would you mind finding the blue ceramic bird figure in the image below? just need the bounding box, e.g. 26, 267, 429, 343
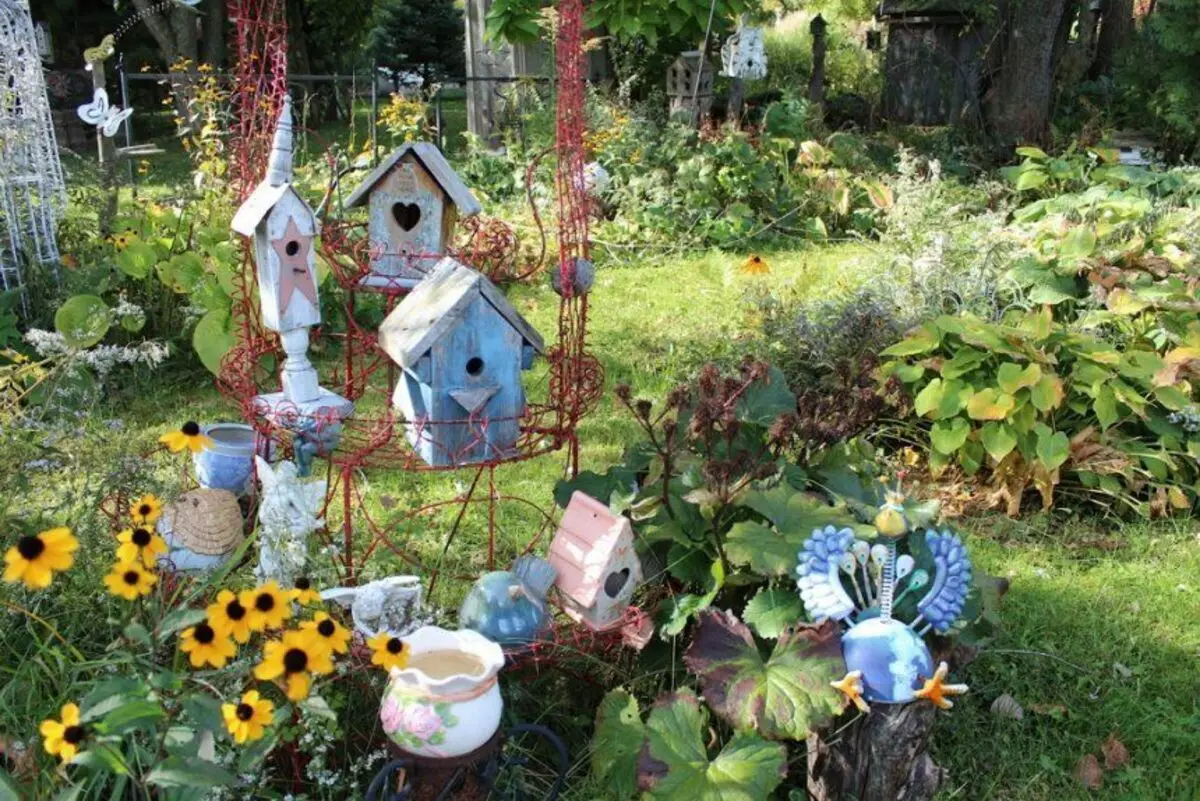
459, 556, 557, 645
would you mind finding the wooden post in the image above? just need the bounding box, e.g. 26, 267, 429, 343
808, 14, 827, 110
88, 57, 118, 236
728, 77, 745, 127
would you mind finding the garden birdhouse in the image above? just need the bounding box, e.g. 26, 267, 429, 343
345, 142, 482, 289
667, 51, 714, 123
377, 257, 543, 466
232, 96, 352, 422
548, 491, 642, 630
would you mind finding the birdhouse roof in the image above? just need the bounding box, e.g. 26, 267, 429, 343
231, 182, 318, 236
344, 142, 483, 216
877, 0, 973, 19
548, 492, 634, 608
158, 489, 244, 556
377, 257, 544, 368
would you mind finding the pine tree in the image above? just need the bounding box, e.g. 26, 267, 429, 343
368, 0, 466, 87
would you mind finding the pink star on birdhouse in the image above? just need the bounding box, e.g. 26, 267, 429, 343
271, 218, 317, 315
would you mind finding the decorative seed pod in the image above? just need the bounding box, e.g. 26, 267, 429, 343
550, 257, 595, 297
158, 488, 244, 555
990, 693, 1024, 721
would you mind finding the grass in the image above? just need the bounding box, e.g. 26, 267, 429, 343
4, 133, 1200, 799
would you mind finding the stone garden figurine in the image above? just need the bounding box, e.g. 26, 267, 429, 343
322, 575, 427, 638
254, 455, 326, 586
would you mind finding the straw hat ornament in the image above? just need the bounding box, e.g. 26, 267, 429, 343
157, 489, 245, 571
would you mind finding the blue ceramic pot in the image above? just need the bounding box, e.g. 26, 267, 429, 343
459, 569, 550, 645
193, 423, 257, 495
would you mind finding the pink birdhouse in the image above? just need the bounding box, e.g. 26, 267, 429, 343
548, 492, 642, 631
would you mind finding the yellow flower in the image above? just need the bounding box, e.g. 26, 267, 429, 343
40, 703, 86, 762
208, 589, 254, 644
104, 560, 157, 600
254, 629, 333, 702
289, 576, 322, 606
300, 612, 351, 655
159, 421, 213, 454
367, 632, 410, 672
115, 526, 168, 569
241, 582, 292, 632
110, 231, 133, 250
180, 621, 237, 668
4, 527, 78, 590
221, 690, 274, 744
130, 494, 164, 526
739, 254, 771, 276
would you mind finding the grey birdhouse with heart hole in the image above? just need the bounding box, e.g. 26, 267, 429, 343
377, 257, 543, 467
345, 142, 482, 290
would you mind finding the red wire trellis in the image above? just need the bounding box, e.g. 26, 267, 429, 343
215, 0, 606, 605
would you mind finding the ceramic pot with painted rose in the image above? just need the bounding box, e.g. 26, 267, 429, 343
379, 626, 505, 758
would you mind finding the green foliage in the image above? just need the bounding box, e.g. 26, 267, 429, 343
591, 688, 787, 800
485, 0, 750, 47
683, 611, 846, 740
369, 0, 465, 82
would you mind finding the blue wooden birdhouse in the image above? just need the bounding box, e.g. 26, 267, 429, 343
377, 257, 544, 467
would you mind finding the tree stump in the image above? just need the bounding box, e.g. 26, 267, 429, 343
806, 701, 942, 801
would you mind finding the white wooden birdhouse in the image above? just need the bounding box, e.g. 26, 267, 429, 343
377, 257, 543, 467
345, 142, 482, 289
232, 96, 352, 422
667, 51, 714, 123
548, 491, 642, 630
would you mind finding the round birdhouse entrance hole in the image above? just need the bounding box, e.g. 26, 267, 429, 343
285, 240, 300, 256
466, 357, 484, 376
604, 567, 630, 598
392, 202, 422, 232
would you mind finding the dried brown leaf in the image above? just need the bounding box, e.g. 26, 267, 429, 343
1073, 753, 1104, 791
1101, 734, 1130, 770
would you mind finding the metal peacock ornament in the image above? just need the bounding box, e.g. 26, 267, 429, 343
796, 489, 972, 712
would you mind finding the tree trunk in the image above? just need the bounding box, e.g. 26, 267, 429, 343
808, 18, 827, 110
129, 0, 201, 131
807, 702, 943, 801
203, 1, 226, 67
985, 0, 1071, 144
1092, 0, 1134, 77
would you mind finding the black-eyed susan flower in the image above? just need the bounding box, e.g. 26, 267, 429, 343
115, 526, 167, 569
104, 560, 157, 601
4, 527, 78, 590
254, 629, 333, 702
129, 494, 163, 526
300, 612, 351, 655
241, 582, 291, 632
289, 577, 322, 606
208, 589, 254, 644
40, 703, 86, 762
739, 254, 771, 276
367, 632, 410, 672
221, 690, 274, 744
180, 621, 237, 668
158, 421, 213, 454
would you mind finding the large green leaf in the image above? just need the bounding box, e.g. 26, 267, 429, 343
1035, 424, 1070, 471
116, 242, 156, 279
1058, 226, 1096, 261
193, 309, 236, 375
0, 767, 22, 801
930, 417, 970, 454
683, 611, 846, 740
913, 378, 944, 418
591, 690, 644, 798
966, 388, 1016, 421
735, 365, 796, 426
55, 295, 110, 348
880, 323, 939, 357
636, 689, 786, 801
996, 362, 1041, 394
742, 586, 804, 639
726, 486, 864, 576
979, 422, 1018, 461
145, 756, 235, 789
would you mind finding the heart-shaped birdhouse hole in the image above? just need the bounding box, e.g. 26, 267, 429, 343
604, 567, 630, 598
391, 202, 422, 232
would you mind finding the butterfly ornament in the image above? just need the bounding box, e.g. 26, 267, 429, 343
77, 88, 133, 138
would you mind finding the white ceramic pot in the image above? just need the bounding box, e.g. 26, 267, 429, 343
380, 626, 505, 758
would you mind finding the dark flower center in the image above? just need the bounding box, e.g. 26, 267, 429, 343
194, 623, 215, 644
226, 600, 247, 621
132, 528, 152, 547
123, 570, 140, 585
283, 648, 308, 673
317, 619, 336, 637
138, 503, 153, 516
255, 593, 275, 612
294, 577, 311, 590
235, 703, 254, 721
386, 638, 404, 655
181, 421, 201, 436
63, 725, 86, 744
16, 535, 45, 560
